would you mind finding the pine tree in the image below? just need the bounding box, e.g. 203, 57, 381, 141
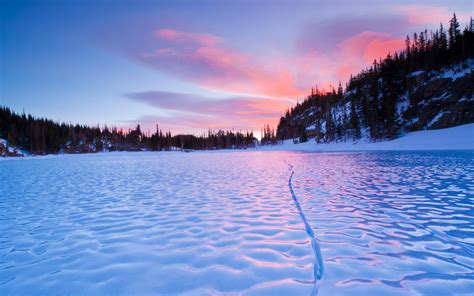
448, 13, 460, 49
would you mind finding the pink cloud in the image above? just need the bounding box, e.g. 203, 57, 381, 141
140, 26, 408, 101
398, 5, 471, 26
281, 31, 405, 92
339, 31, 405, 63
364, 38, 405, 62
125, 26, 415, 133
324, 31, 405, 82
156, 28, 222, 46
127, 90, 292, 119
142, 29, 307, 98
125, 91, 292, 135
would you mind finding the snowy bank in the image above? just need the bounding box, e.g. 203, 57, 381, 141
257, 123, 474, 152
0, 138, 30, 157
2, 124, 472, 158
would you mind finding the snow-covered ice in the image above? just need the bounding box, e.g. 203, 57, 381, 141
1, 150, 473, 295
289, 151, 474, 295
0, 152, 315, 295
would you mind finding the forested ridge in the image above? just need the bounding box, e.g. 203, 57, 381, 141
0, 107, 256, 156
277, 14, 473, 144
1, 14, 472, 156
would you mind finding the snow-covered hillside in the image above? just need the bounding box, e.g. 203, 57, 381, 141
260, 123, 474, 152
277, 58, 473, 145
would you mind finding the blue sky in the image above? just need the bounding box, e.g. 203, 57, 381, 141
1, 0, 472, 134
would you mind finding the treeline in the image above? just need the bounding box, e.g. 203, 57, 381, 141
277, 14, 473, 143
0, 106, 256, 155
260, 124, 278, 145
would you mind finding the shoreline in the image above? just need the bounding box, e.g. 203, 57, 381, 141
2, 123, 473, 159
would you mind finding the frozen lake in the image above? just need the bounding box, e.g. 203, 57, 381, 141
1, 151, 473, 295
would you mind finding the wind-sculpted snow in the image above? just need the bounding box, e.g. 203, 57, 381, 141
289, 151, 474, 295
1, 151, 473, 295
0, 152, 315, 295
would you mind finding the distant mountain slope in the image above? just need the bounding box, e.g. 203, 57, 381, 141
277, 15, 473, 144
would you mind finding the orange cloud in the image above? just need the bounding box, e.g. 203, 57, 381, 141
336, 31, 405, 79
134, 27, 412, 134
143, 29, 308, 98
126, 90, 294, 135
145, 27, 407, 101
364, 38, 405, 63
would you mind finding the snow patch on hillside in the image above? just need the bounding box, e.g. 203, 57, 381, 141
428, 111, 448, 128
0, 138, 30, 156
408, 70, 425, 77
439, 59, 473, 80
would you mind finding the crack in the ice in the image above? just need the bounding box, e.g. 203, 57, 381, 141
287, 166, 324, 295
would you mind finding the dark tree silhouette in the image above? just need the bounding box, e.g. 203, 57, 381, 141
0, 106, 257, 155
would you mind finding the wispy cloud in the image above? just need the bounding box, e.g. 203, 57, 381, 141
126, 90, 293, 132
102, 1, 469, 132
397, 4, 471, 26
156, 29, 222, 46
138, 29, 306, 98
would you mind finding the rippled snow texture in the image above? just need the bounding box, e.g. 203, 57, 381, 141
290, 151, 474, 295
1, 151, 473, 295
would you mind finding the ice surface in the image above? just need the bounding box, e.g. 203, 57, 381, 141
1, 151, 473, 295
0, 152, 315, 295
289, 151, 474, 295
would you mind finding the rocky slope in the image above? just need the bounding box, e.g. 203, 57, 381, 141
277, 59, 473, 143
402, 61, 472, 130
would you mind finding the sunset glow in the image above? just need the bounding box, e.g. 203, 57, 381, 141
1, 0, 471, 135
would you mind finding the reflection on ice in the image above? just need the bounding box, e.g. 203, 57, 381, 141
0, 151, 473, 295
290, 151, 474, 295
